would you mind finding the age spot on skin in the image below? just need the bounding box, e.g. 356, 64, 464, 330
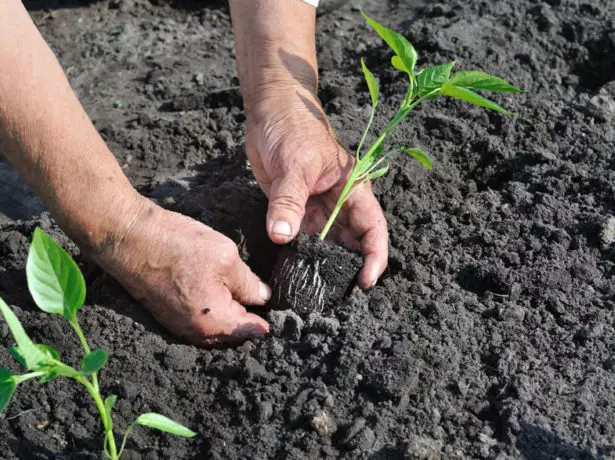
202, 308, 211, 314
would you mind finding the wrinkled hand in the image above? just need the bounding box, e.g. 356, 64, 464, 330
95, 202, 270, 345
246, 84, 389, 288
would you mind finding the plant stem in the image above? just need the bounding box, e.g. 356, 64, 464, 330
12, 371, 45, 384
356, 105, 376, 160
80, 377, 118, 459
319, 170, 357, 240
70, 318, 100, 391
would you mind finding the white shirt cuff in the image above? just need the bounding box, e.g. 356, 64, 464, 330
302, 0, 319, 6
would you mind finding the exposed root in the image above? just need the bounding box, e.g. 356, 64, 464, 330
274, 256, 329, 311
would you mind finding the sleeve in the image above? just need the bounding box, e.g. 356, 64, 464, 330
301, 0, 319, 6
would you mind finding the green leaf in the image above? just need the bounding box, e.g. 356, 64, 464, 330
38, 371, 59, 385
417, 61, 456, 96
440, 83, 510, 114
362, 11, 417, 75
104, 395, 117, 427
26, 228, 86, 320
37, 344, 60, 361
391, 56, 406, 72
0, 298, 49, 371
8, 348, 26, 368
403, 148, 433, 170
449, 70, 524, 93
0, 368, 16, 412
81, 349, 108, 374
361, 58, 379, 108
367, 161, 391, 180
132, 413, 197, 438
9, 345, 59, 369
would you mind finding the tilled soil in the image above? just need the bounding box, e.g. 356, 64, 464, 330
2, 0, 615, 458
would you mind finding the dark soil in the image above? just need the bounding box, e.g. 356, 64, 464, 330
2, 0, 615, 459
271, 233, 363, 316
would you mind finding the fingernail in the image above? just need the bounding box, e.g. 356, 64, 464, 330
271, 220, 292, 237
259, 281, 272, 301
367, 267, 379, 289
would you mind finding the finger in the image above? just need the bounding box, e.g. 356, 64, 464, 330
190, 287, 269, 346
226, 258, 272, 306
345, 183, 389, 289
267, 173, 311, 244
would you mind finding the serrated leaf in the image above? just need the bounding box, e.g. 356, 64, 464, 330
449, 70, 524, 93
403, 148, 433, 170
0, 368, 16, 412
104, 395, 117, 427
417, 61, 456, 96
81, 349, 108, 374
132, 413, 197, 438
368, 161, 391, 180
440, 83, 510, 114
361, 58, 379, 108
362, 11, 417, 75
26, 228, 86, 320
0, 298, 49, 371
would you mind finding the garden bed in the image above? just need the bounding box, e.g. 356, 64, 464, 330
2, 0, 615, 458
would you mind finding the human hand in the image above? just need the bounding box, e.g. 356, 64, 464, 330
245, 84, 389, 289
94, 202, 271, 345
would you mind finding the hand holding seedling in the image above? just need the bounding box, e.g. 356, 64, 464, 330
94, 207, 271, 344
0, 229, 196, 459
230, 0, 389, 288
317, 12, 524, 239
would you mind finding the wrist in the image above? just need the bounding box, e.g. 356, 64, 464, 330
230, 0, 318, 117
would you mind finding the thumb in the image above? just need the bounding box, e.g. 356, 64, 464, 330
267, 173, 311, 244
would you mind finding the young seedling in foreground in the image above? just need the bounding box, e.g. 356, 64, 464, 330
319, 12, 525, 240
0, 228, 196, 459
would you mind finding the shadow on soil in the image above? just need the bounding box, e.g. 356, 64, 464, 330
516, 423, 615, 460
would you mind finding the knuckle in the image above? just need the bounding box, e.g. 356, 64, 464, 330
269, 194, 306, 216
217, 238, 240, 267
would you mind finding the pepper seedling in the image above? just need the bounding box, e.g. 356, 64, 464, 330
319, 12, 525, 240
0, 228, 196, 459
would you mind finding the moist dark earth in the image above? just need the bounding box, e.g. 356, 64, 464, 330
2, 0, 615, 458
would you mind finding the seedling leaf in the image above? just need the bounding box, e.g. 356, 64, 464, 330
439, 83, 510, 114
449, 70, 524, 93
403, 148, 433, 170
133, 413, 197, 438
417, 61, 456, 96
391, 56, 406, 72
0, 368, 16, 412
104, 395, 117, 427
38, 344, 60, 361
361, 58, 379, 108
27, 228, 86, 320
38, 371, 59, 384
8, 348, 26, 368
368, 161, 391, 180
0, 298, 49, 370
362, 11, 417, 75
82, 349, 108, 374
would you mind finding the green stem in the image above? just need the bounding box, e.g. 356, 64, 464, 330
356, 104, 376, 160
319, 170, 358, 241
70, 318, 100, 391
80, 377, 118, 459
12, 371, 45, 385
118, 423, 137, 459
